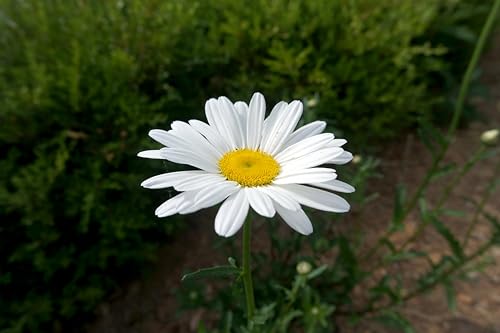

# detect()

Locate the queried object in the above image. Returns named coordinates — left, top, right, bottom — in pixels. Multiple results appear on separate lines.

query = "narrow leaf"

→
left=223, top=311, right=233, bottom=333
left=380, top=237, right=397, bottom=253
left=384, top=251, right=427, bottom=263
left=390, top=184, right=406, bottom=232
left=181, top=266, right=241, bottom=282
left=417, top=119, right=446, bottom=155
left=307, top=265, right=328, bottom=280
left=443, top=279, right=457, bottom=312
left=438, top=209, right=466, bottom=218
left=376, top=311, right=415, bottom=333
left=430, top=163, right=457, bottom=181
left=430, top=216, right=464, bottom=260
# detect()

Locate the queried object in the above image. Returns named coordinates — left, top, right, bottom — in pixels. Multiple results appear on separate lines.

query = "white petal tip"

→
left=137, top=150, right=163, bottom=159
left=215, top=229, right=236, bottom=238
left=338, top=205, right=351, bottom=212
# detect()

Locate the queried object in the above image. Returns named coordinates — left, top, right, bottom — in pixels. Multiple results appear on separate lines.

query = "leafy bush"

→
left=0, top=0, right=490, bottom=331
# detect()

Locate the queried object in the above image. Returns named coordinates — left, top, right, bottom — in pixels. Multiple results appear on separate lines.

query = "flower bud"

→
left=306, top=97, right=319, bottom=108
left=352, top=155, right=362, bottom=164
left=481, top=129, right=499, bottom=146
left=296, top=261, right=312, bottom=275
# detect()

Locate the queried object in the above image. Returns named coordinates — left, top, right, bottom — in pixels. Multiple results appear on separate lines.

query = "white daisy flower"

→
left=138, top=92, right=354, bottom=237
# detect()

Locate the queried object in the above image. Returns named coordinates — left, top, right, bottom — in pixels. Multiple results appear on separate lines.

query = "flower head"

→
left=138, top=93, right=354, bottom=237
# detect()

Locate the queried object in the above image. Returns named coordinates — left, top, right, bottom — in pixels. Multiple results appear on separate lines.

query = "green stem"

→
left=400, top=147, right=487, bottom=249
left=448, top=0, right=500, bottom=138
left=463, top=159, right=500, bottom=248
left=242, top=219, right=255, bottom=323
left=435, top=147, right=486, bottom=208
left=410, top=0, right=499, bottom=217
left=400, top=0, right=500, bottom=249
left=363, top=0, right=500, bottom=265
left=350, top=239, right=495, bottom=316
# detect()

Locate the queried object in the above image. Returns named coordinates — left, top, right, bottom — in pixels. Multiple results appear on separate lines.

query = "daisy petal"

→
left=259, top=186, right=301, bottom=211
left=267, top=101, right=304, bottom=155
left=234, top=101, right=249, bottom=116
left=194, top=181, right=240, bottom=209
left=260, top=101, right=288, bottom=152
left=247, top=92, right=265, bottom=150
left=311, top=179, right=356, bottom=193
left=160, top=148, right=219, bottom=173
left=244, top=187, right=275, bottom=218
left=155, top=193, right=185, bottom=217
left=281, top=147, right=343, bottom=171
left=278, top=184, right=350, bottom=212
left=234, top=101, right=249, bottom=146
left=149, top=128, right=218, bottom=166
left=215, top=190, right=249, bottom=237
left=189, top=119, right=230, bottom=153
left=177, top=191, right=205, bottom=215
left=137, top=150, right=164, bottom=159
left=170, top=121, right=222, bottom=160
left=218, top=96, right=245, bottom=147
left=275, top=203, right=313, bottom=235
left=174, top=174, right=227, bottom=192
left=328, top=151, right=353, bottom=165
left=274, top=168, right=337, bottom=184
left=275, top=133, right=334, bottom=163
left=283, top=120, right=326, bottom=148
left=205, top=98, right=237, bottom=149
left=141, top=170, right=206, bottom=189
left=329, top=139, right=347, bottom=147
left=148, top=129, right=170, bottom=146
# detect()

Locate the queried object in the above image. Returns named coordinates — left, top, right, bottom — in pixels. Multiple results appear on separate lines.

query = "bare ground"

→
left=88, top=35, right=500, bottom=333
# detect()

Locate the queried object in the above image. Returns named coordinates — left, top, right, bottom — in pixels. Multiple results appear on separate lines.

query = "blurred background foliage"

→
left=0, top=0, right=492, bottom=331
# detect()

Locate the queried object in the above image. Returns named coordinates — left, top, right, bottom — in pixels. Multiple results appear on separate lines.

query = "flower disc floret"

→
left=219, top=149, right=280, bottom=187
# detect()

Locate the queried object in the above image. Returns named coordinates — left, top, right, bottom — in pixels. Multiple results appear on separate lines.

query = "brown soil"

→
left=88, top=35, right=500, bottom=333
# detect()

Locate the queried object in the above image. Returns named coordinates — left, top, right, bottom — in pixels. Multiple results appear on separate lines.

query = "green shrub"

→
left=0, top=0, right=489, bottom=331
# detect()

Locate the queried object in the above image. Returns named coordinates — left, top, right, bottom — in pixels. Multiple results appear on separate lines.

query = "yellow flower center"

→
left=219, top=149, right=280, bottom=187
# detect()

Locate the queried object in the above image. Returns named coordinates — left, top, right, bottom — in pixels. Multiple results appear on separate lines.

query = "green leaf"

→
left=383, top=250, right=427, bottom=263
left=390, top=184, right=406, bottom=232
left=438, top=209, right=466, bottom=218
left=430, top=163, right=457, bottom=181
left=483, top=212, right=500, bottom=244
left=418, top=256, right=455, bottom=287
left=380, top=237, right=397, bottom=253
left=443, top=279, right=457, bottom=312
left=338, top=237, right=359, bottom=276
left=224, top=311, right=233, bottom=333
left=376, top=311, right=415, bottom=333
left=181, top=266, right=241, bottom=282
left=277, top=310, right=302, bottom=331
left=430, top=215, right=464, bottom=260
left=252, top=303, right=276, bottom=326
left=417, top=119, right=446, bottom=156
left=370, top=276, right=400, bottom=302
left=419, top=199, right=464, bottom=260
left=307, top=265, right=328, bottom=280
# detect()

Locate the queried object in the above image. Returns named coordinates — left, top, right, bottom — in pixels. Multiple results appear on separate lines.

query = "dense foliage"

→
left=0, top=0, right=490, bottom=331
